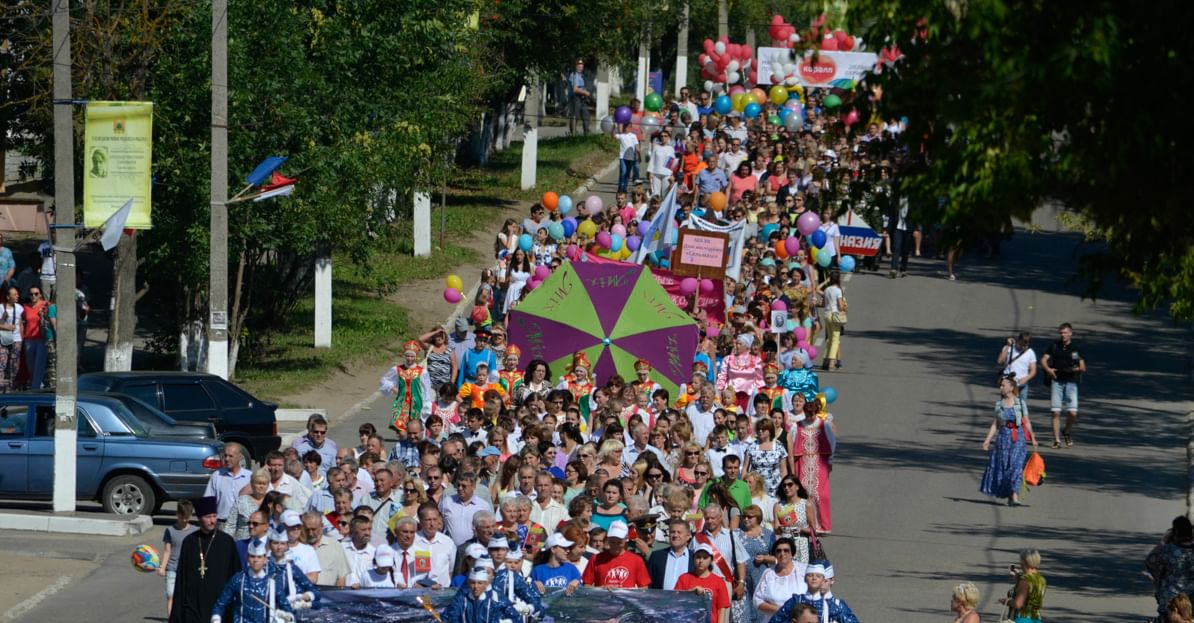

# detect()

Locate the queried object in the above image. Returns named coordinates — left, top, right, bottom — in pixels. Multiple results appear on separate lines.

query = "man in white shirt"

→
left=342, top=516, right=376, bottom=588
left=615, top=124, right=640, bottom=193
left=997, top=332, right=1037, bottom=398
left=621, top=421, right=668, bottom=477
left=415, top=505, right=457, bottom=588
left=685, top=385, right=718, bottom=446
left=369, top=465, right=401, bottom=547
left=648, top=131, right=675, bottom=198
left=390, top=517, right=433, bottom=588
left=261, top=450, right=312, bottom=510
left=723, top=113, right=748, bottom=143
left=441, top=472, right=494, bottom=546
left=203, top=442, right=251, bottom=535
left=302, top=510, right=349, bottom=586
left=719, top=136, right=748, bottom=176
left=529, top=472, right=568, bottom=535
left=279, top=512, right=321, bottom=583
left=677, top=87, right=699, bottom=122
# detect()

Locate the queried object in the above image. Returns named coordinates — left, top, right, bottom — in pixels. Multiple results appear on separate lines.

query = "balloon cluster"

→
left=768, top=15, right=799, bottom=48
left=804, top=14, right=860, bottom=52
left=874, top=46, right=903, bottom=74
left=443, top=274, right=465, bottom=304
left=698, top=37, right=755, bottom=91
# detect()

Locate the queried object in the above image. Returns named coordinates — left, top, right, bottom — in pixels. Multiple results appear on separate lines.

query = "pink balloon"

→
left=797, top=341, right=810, bottom=351
left=729, top=85, right=746, bottom=96
left=596, top=231, right=612, bottom=249
left=706, top=324, right=721, bottom=338
left=526, top=279, right=540, bottom=292
left=679, top=278, right=699, bottom=296
left=534, top=265, right=550, bottom=280
left=805, top=345, right=818, bottom=360
left=566, top=244, right=581, bottom=260
left=584, top=195, right=604, bottom=215
left=611, top=224, right=627, bottom=238
left=784, top=236, right=801, bottom=256
left=797, top=211, right=822, bottom=236
left=700, top=279, right=715, bottom=294
left=443, top=288, right=462, bottom=304
left=794, top=327, right=808, bottom=341
left=771, top=299, right=787, bottom=312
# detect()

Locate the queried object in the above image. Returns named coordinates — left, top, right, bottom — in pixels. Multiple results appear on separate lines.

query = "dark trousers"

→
left=891, top=228, right=913, bottom=272
left=24, top=338, right=48, bottom=390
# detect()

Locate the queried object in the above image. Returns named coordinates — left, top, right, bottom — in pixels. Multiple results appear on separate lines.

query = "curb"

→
left=0, top=511, right=153, bottom=536
left=276, top=408, right=328, bottom=423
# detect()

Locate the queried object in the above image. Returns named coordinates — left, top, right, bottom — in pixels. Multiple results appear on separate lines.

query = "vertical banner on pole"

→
left=83, top=101, right=154, bottom=229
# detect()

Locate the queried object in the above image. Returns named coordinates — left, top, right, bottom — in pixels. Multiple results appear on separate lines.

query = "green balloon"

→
left=823, top=94, right=842, bottom=109
left=768, top=115, right=781, bottom=125
left=817, top=251, right=833, bottom=267
left=644, top=93, right=663, bottom=112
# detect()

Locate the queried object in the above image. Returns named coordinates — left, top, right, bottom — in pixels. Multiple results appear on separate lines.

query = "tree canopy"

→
left=851, top=0, right=1193, bottom=319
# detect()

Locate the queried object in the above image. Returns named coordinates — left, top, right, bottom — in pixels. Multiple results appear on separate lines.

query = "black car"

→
left=103, top=392, right=218, bottom=440
left=78, top=372, right=280, bottom=462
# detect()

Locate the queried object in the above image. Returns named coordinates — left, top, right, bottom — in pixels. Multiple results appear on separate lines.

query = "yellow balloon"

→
left=618, top=247, right=632, bottom=260
left=732, top=92, right=749, bottom=112
left=577, top=220, right=597, bottom=239
left=769, top=85, right=789, bottom=105
left=809, top=247, right=817, bottom=261
left=445, top=275, right=464, bottom=292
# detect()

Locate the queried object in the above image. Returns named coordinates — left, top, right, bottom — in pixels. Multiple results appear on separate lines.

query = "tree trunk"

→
left=104, top=232, right=137, bottom=371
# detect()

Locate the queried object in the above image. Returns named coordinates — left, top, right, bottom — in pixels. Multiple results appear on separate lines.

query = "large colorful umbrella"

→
left=507, top=260, right=699, bottom=398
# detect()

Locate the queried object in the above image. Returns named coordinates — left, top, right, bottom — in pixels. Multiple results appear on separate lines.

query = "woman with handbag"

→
left=820, top=270, right=846, bottom=371
left=772, top=475, right=818, bottom=563
left=0, top=287, right=23, bottom=393
left=980, top=377, right=1039, bottom=506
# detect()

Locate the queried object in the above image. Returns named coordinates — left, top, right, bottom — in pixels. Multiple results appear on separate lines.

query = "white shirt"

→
left=685, top=403, right=717, bottom=446
left=650, top=142, right=674, bottom=176
left=706, top=446, right=732, bottom=478
left=719, top=149, right=748, bottom=175
left=414, top=531, right=457, bottom=586
left=616, top=132, right=639, bottom=160
left=824, top=285, right=843, bottom=313
left=271, top=474, right=313, bottom=510
left=753, top=563, right=808, bottom=609
left=342, top=540, right=377, bottom=586
left=203, top=467, right=251, bottom=522
left=529, top=499, right=569, bottom=536
left=392, top=543, right=431, bottom=587
left=818, top=222, right=841, bottom=257
left=1003, top=346, right=1037, bottom=381
left=288, top=542, right=322, bottom=577
left=679, top=100, right=699, bottom=122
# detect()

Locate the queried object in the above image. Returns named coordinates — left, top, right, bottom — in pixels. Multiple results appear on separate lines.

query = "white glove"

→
left=514, top=602, right=533, bottom=615
left=211, top=617, right=222, bottom=623
left=272, top=612, right=295, bottom=623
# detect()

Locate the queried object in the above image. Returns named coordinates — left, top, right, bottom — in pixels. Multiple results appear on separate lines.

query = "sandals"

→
left=1064, top=434, right=1073, bottom=448
left=1051, top=440, right=1061, bottom=449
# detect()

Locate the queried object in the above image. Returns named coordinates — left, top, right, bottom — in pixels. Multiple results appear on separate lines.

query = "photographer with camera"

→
left=997, top=332, right=1037, bottom=399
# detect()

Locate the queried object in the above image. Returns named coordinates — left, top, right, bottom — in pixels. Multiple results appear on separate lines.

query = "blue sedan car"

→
left=0, top=394, right=224, bottom=516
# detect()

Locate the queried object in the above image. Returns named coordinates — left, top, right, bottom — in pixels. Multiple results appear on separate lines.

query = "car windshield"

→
left=108, top=402, right=151, bottom=437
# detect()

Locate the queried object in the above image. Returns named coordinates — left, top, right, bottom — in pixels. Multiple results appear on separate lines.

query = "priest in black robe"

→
left=170, top=496, right=242, bottom=623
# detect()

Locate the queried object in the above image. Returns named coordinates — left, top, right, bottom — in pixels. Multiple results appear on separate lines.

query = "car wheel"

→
left=102, top=475, right=156, bottom=516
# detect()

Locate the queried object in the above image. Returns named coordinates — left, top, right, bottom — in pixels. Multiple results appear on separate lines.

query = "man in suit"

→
left=648, top=518, right=694, bottom=590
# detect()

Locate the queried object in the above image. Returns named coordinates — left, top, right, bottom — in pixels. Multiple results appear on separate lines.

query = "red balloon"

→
left=842, top=36, right=855, bottom=51
left=821, top=37, right=839, bottom=51
left=771, top=14, right=784, bottom=26
left=835, top=30, right=848, bottom=43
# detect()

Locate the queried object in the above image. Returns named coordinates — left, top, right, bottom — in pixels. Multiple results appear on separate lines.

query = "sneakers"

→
left=887, top=271, right=897, bottom=279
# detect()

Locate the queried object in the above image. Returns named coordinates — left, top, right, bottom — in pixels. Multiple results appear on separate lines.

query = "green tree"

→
left=850, top=0, right=1194, bottom=319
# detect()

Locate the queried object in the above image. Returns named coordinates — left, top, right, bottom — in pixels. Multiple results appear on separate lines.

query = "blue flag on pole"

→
left=244, top=156, right=287, bottom=186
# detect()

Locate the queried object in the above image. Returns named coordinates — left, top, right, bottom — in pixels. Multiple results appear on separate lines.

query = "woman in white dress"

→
left=753, top=537, right=808, bottom=618
left=502, top=249, right=532, bottom=315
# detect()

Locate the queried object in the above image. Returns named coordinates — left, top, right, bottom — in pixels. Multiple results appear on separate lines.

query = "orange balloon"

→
left=774, top=239, right=789, bottom=259
left=708, top=191, right=728, bottom=212
left=751, top=88, right=768, bottom=107
left=541, top=191, right=559, bottom=211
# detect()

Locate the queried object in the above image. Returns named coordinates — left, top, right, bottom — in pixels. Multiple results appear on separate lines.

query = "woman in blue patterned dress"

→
left=981, top=377, right=1038, bottom=506
left=744, top=418, right=788, bottom=497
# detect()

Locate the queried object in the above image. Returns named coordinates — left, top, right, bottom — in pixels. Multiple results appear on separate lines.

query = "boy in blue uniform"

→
left=211, top=537, right=318, bottom=623
left=442, top=566, right=524, bottom=623
left=768, top=562, right=859, bottom=623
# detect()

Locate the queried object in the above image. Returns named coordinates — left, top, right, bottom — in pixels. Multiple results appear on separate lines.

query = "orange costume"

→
left=674, top=362, right=709, bottom=409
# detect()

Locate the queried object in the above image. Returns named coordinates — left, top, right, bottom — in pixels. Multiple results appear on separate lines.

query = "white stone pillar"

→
left=314, top=252, right=331, bottom=348
left=413, top=191, right=431, bottom=257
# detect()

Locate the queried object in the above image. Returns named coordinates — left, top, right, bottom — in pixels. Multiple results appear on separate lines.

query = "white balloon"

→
left=728, top=71, right=741, bottom=83
left=714, top=41, right=726, bottom=55
left=771, top=72, right=785, bottom=84
left=704, top=80, right=714, bottom=92
left=789, top=33, right=800, bottom=42
left=855, top=38, right=864, bottom=49
left=727, top=60, right=739, bottom=72
left=785, top=76, right=799, bottom=86
left=713, top=83, right=724, bottom=93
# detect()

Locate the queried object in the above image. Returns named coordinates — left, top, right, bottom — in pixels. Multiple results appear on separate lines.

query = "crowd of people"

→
left=167, top=81, right=1071, bottom=623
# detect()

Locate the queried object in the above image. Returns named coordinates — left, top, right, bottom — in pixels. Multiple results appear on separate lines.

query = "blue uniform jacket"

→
left=442, top=586, right=524, bottom=623
left=492, top=567, right=543, bottom=615
left=769, top=593, right=859, bottom=623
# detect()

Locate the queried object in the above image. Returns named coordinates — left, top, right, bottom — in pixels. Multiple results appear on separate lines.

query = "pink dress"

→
left=715, top=353, right=764, bottom=396
left=794, top=419, right=832, bottom=532
left=729, top=174, right=758, bottom=205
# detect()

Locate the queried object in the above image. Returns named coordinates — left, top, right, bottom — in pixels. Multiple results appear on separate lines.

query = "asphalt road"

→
left=3, top=186, right=1188, bottom=620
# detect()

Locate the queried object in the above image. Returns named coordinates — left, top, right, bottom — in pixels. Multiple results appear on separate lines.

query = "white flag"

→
left=100, top=198, right=134, bottom=251
left=633, top=183, right=680, bottom=264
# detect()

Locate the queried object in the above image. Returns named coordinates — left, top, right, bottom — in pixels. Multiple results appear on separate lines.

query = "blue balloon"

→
left=561, top=217, right=577, bottom=237
left=518, top=233, right=534, bottom=252
left=817, top=250, right=832, bottom=267
left=558, top=195, right=573, bottom=215
left=761, top=223, right=779, bottom=241
left=810, top=229, right=827, bottom=249
left=823, top=387, right=838, bottom=404
left=744, top=102, right=762, bottom=119
left=778, top=107, right=790, bottom=122
left=659, top=259, right=670, bottom=268
left=839, top=256, right=856, bottom=272
left=548, top=222, right=565, bottom=241
left=714, top=95, right=732, bottom=115
left=610, top=234, right=623, bottom=252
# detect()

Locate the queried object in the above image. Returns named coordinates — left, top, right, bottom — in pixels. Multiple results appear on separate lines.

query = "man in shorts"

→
left=1040, top=322, right=1086, bottom=448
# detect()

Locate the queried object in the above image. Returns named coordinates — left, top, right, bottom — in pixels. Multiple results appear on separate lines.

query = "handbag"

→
left=1024, top=451, right=1047, bottom=486
left=0, top=306, right=14, bottom=347
left=808, top=528, right=828, bottom=561
left=829, top=310, right=848, bottom=325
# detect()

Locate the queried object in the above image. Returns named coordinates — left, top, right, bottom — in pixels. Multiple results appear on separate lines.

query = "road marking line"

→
left=3, top=574, right=71, bottom=621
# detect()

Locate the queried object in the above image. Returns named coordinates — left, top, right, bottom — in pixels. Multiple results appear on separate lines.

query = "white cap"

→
left=693, top=543, right=715, bottom=557
left=246, top=538, right=267, bottom=557
left=823, top=563, right=835, bottom=579
left=268, top=527, right=288, bottom=543
left=374, top=545, right=396, bottom=567
left=546, top=533, right=574, bottom=549
left=475, top=557, right=495, bottom=570
left=487, top=536, right=509, bottom=550
left=507, top=548, right=523, bottom=561
left=805, top=563, right=826, bottom=576
left=607, top=521, right=629, bottom=540
left=281, top=510, right=302, bottom=527
left=465, top=543, right=489, bottom=560
left=468, top=566, right=491, bottom=582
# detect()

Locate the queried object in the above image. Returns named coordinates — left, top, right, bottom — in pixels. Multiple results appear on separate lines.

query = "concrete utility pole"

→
left=595, top=64, right=610, bottom=121
left=718, top=0, right=728, bottom=40
left=313, top=249, right=331, bottom=348
left=675, top=4, right=689, bottom=98
left=636, top=38, right=649, bottom=103
left=208, top=0, right=230, bottom=379
left=51, top=0, right=78, bottom=513
left=413, top=192, right=431, bottom=256
left=521, top=75, right=539, bottom=190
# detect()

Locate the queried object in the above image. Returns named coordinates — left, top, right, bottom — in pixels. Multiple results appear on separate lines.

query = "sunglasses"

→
left=694, top=471, right=709, bottom=477
left=248, top=521, right=265, bottom=527
left=646, top=472, right=663, bottom=479
left=404, top=488, right=418, bottom=494
left=782, top=482, right=798, bottom=488
left=310, top=430, right=327, bottom=436
left=775, top=547, right=792, bottom=554
left=685, top=451, right=700, bottom=456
